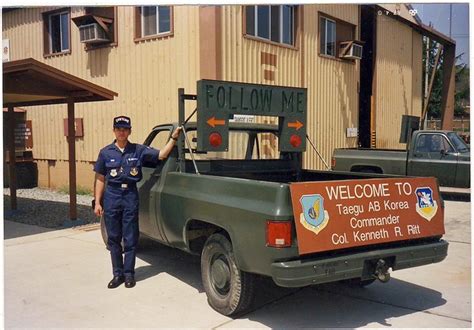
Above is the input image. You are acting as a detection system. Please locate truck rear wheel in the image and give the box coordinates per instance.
[201,233,256,316]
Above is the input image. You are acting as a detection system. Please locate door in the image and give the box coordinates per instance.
[408,133,457,186]
[138,126,173,241]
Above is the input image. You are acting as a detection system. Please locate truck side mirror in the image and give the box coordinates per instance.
[440,149,447,156]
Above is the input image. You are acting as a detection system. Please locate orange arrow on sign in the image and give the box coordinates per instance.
[207,116,226,128]
[288,120,304,130]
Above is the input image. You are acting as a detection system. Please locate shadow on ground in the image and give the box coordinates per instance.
[4,220,56,239]
[135,237,447,327]
[4,195,98,230]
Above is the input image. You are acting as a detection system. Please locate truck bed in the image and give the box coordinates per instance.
[185,159,397,183]
[332,148,408,174]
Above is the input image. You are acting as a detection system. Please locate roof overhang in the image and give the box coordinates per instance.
[3,58,117,107]
[374,4,455,46]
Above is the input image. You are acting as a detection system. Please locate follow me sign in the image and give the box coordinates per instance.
[199,80,306,115]
[196,79,308,152]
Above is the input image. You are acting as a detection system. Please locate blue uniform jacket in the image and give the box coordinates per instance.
[94,141,160,184]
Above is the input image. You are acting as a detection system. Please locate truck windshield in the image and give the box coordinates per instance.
[447,132,469,153]
[184,129,280,160]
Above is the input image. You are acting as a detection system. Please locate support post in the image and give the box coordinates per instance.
[67,97,77,220]
[440,44,456,130]
[8,105,17,210]
[421,44,443,126]
[178,88,185,172]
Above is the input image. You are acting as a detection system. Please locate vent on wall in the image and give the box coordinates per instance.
[79,23,110,44]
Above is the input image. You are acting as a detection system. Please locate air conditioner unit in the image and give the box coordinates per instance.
[339,41,363,60]
[79,23,110,44]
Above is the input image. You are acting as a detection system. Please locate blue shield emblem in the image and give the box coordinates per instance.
[299,194,330,235]
[415,187,438,221]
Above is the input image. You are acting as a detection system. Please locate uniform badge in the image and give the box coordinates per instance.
[130,167,138,176]
[299,194,330,235]
[415,187,438,221]
[110,169,118,177]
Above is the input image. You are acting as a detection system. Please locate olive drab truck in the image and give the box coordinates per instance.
[100,80,448,316]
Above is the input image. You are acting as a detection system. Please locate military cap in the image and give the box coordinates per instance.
[113,116,132,129]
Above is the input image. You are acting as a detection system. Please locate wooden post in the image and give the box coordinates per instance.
[67,97,77,220]
[8,105,17,210]
[440,44,456,130]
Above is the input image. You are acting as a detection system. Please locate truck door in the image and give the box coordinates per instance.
[408,133,457,186]
[138,126,173,242]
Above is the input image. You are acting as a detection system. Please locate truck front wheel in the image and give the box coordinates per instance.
[201,233,256,316]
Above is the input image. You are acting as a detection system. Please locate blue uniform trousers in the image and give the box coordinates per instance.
[103,184,139,278]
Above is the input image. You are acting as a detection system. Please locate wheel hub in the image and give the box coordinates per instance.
[211,256,231,293]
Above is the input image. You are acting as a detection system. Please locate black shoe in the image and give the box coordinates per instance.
[108,276,124,289]
[125,276,136,288]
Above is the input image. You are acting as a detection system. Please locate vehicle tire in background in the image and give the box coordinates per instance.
[201,233,256,316]
[100,215,108,248]
[100,215,149,250]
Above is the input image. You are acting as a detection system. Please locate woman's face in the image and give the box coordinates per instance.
[113,127,131,142]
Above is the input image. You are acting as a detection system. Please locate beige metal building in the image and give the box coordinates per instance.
[2,5,448,190]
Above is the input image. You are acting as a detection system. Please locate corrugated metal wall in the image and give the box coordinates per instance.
[374,15,423,149]
[303,5,360,170]
[2,6,200,162]
[3,5,423,169]
[220,4,360,168]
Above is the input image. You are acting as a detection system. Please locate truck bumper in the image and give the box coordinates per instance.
[271,240,448,288]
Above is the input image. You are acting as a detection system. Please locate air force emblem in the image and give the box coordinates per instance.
[110,169,118,177]
[130,167,139,176]
[299,194,330,235]
[415,187,438,221]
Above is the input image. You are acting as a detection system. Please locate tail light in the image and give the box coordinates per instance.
[266,221,292,248]
[331,157,336,169]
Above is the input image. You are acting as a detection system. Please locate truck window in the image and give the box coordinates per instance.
[415,134,454,153]
[447,132,469,153]
[149,128,172,150]
[184,129,280,160]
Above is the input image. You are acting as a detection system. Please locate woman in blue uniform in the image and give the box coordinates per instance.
[93,116,181,288]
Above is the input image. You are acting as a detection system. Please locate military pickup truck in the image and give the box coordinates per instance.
[332,130,470,188]
[100,80,448,316]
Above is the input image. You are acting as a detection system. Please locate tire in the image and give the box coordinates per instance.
[100,215,150,250]
[201,233,256,316]
[100,215,125,250]
[100,215,108,248]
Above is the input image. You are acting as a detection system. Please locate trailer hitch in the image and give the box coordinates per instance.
[373,259,391,283]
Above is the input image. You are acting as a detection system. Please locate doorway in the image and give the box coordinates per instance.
[358,6,376,148]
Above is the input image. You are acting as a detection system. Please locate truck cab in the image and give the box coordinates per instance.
[408,130,470,187]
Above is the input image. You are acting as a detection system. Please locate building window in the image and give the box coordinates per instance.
[320,17,336,57]
[140,6,171,37]
[245,5,295,46]
[319,14,356,59]
[43,9,70,55]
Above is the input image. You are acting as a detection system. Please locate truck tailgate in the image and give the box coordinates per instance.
[289,177,444,255]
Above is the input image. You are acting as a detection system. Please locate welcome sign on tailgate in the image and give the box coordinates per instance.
[289,177,445,255]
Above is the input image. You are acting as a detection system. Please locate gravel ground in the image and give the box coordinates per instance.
[4,187,98,228]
